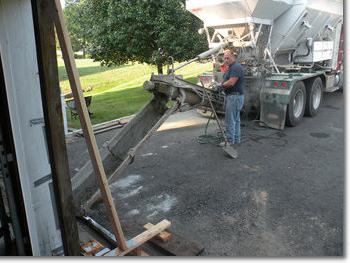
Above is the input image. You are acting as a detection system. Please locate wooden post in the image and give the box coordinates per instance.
[31,0,80,255]
[52,0,128,251]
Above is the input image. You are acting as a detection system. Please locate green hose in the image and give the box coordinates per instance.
[196,111,223,145]
[197,134,222,145]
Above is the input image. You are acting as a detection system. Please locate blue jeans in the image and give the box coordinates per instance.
[224,95,244,144]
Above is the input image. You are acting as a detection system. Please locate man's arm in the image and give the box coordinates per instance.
[222,77,239,89]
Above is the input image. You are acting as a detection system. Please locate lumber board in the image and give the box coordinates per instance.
[143,223,172,242]
[53,0,127,251]
[104,219,171,256]
[139,250,149,256]
[133,248,149,256]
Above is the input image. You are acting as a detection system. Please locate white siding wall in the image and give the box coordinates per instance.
[0,0,63,256]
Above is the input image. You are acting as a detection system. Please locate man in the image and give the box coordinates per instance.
[217,49,245,146]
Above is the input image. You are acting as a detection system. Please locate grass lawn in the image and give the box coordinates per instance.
[58,58,211,129]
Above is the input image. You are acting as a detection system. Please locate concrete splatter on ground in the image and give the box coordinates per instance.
[255,191,269,204]
[126,209,140,217]
[141,152,157,157]
[146,194,177,214]
[146,211,159,219]
[118,186,143,199]
[110,174,142,190]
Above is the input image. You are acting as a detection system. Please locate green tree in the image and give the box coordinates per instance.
[63,0,89,57]
[83,0,208,73]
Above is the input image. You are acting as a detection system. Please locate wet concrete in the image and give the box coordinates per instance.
[67,91,344,256]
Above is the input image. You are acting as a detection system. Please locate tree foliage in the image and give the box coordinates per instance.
[83,0,208,73]
[63,0,89,56]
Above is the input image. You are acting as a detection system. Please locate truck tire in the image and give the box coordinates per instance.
[305,77,323,117]
[286,81,306,127]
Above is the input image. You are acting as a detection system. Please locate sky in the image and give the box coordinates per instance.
[60,0,65,8]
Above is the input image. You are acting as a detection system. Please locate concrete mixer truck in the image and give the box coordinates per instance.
[75,0,344,208]
[144,0,344,130]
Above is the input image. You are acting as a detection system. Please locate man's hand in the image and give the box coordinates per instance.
[214,83,224,93]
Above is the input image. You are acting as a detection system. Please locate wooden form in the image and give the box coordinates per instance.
[79,215,204,256]
[103,220,171,256]
[52,0,170,255]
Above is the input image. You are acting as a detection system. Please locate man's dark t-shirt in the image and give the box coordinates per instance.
[223,62,244,95]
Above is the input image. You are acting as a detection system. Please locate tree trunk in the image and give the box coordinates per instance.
[82,35,86,59]
[157,63,163,74]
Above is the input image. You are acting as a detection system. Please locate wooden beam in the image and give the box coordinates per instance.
[103,219,171,256]
[52,0,128,251]
[143,223,172,242]
[32,0,80,255]
[132,248,149,256]
[139,250,150,256]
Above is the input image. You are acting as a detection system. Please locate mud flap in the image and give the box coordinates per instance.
[260,101,287,130]
[259,82,291,130]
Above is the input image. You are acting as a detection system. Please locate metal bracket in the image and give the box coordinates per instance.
[29,117,45,127]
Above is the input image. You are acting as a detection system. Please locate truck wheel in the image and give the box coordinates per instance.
[305,77,323,117]
[286,81,306,127]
